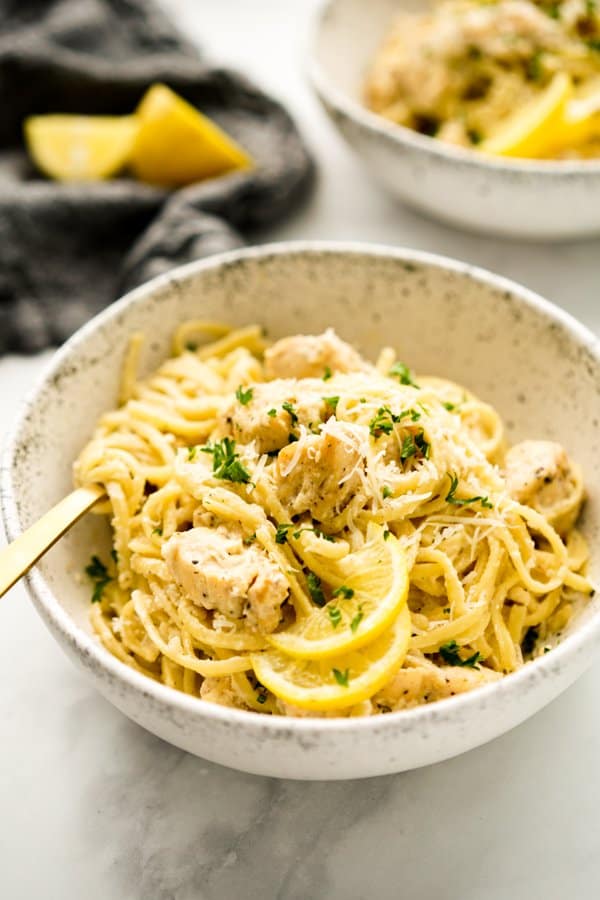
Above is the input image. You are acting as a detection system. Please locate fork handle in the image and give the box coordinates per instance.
[0,485,104,599]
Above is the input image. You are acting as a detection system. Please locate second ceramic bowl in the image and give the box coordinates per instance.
[309,0,600,240]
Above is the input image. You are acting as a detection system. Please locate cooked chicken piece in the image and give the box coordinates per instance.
[374,662,501,711]
[264,329,369,380]
[200,676,247,710]
[163,524,288,633]
[219,379,327,454]
[504,439,584,533]
[457,1,565,59]
[274,422,366,524]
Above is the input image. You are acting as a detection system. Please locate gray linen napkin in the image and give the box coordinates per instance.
[0,0,314,353]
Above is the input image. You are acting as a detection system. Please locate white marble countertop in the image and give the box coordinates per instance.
[2,2,600,897]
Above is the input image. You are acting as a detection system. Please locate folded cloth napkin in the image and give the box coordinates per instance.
[0,0,314,354]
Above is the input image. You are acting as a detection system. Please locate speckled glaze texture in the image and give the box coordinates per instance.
[309,0,600,240]
[3,242,600,779]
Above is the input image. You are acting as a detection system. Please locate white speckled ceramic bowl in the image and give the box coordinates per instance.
[3,242,600,779]
[309,0,600,240]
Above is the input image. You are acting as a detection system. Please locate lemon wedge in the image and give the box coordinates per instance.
[130,83,253,186]
[480,72,572,158]
[24,115,138,181]
[267,526,409,660]
[251,606,411,712]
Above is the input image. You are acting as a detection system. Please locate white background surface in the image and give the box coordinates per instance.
[1,2,600,897]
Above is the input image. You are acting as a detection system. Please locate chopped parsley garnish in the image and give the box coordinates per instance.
[323,365,332,381]
[85,555,112,603]
[369,405,400,437]
[282,401,298,426]
[443,607,451,614]
[256,692,267,704]
[467,127,483,145]
[332,667,350,687]
[350,607,364,633]
[307,571,326,607]
[371,408,427,447]
[415,431,430,458]
[185,341,198,352]
[443,401,456,412]
[275,523,293,544]
[525,51,544,82]
[398,407,421,422]
[187,445,199,461]
[201,438,251,484]
[445,473,493,509]
[328,606,342,629]
[152,526,163,536]
[389,362,420,389]
[439,640,481,668]
[400,429,430,460]
[382,485,392,499]
[292,526,335,542]
[323,396,340,413]
[383,529,391,541]
[332,585,354,600]
[243,532,257,545]
[235,385,253,405]
[400,434,416,459]
[267,408,277,418]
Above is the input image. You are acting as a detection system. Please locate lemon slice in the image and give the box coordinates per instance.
[24,115,138,181]
[544,77,600,154]
[130,83,253,187]
[252,606,411,712]
[267,526,409,660]
[480,73,572,158]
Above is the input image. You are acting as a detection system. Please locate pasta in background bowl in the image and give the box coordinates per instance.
[365,0,600,159]
[3,242,600,778]
[309,0,600,238]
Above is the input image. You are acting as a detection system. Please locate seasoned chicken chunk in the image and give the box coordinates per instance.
[163,524,288,633]
[200,676,247,710]
[504,439,584,533]
[264,329,369,380]
[374,662,501,711]
[219,379,327,454]
[275,422,366,525]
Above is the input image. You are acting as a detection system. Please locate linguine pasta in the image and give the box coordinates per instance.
[364,0,600,158]
[75,323,592,717]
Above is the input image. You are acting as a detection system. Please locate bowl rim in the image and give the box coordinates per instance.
[3,239,600,738]
[308,0,600,177]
